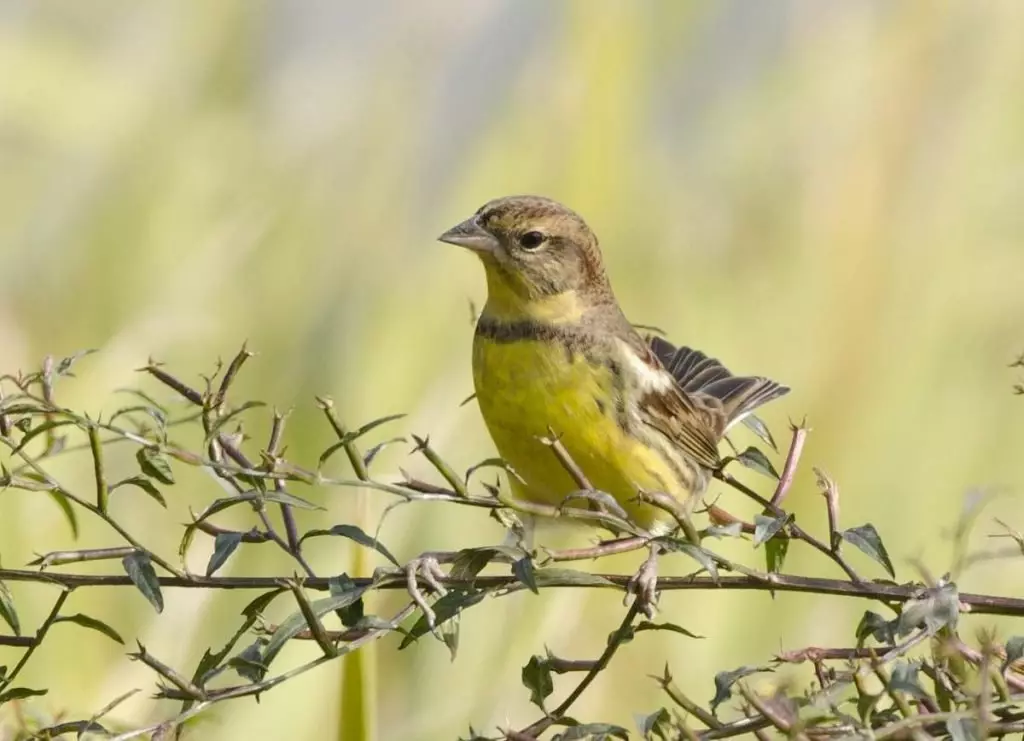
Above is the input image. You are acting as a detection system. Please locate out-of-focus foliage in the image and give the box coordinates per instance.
[1,2,1023,739]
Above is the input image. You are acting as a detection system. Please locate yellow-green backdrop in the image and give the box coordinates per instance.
[2,2,1024,739]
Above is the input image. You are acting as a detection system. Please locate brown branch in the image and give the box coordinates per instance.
[2,568,1023,616]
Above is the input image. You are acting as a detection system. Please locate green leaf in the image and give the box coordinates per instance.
[1003,636,1024,672]
[450,549,498,580]
[122,551,163,613]
[300,524,398,566]
[0,581,19,636]
[53,613,124,644]
[109,404,168,431]
[634,620,702,640]
[704,522,744,539]
[439,610,461,661]
[710,665,774,712]
[532,568,616,589]
[318,413,406,467]
[896,582,959,636]
[634,708,672,739]
[227,640,268,683]
[753,513,790,547]
[399,589,486,649]
[262,488,323,510]
[465,457,525,486]
[362,436,405,468]
[11,419,78,454]
[888,661,928,699]
[513,556,538,594]
[659,540,719,583]
[0,687,47,704]
[946,717,981,741]
[203,401,267,443]
[110,475,166,508]
[521,655,554,710]
[841,524,895,578]
[136,446,174,485]
[554,722,630,740]
[856,610,896,647]
[741,413,777,451]
[48,491,79,538]
[765,533,790,574]
[262,585,368,667]
[54,349,96,376]
[206,532,243,577]
[735,446,780,479]
[328,574,365,628]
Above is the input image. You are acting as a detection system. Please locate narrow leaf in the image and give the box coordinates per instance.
[300,524,398,566]
[660,540,719,583]
[513,556,538,594]
[841,524,895,577]
[53,613,124,644]
[122,552,163,613]
[532,568,616,588]
[48,491,79,537]
[634,620,703,640]
[110,475,166,508]
[765,533,790,574]
[11,419,78,454]
[741,413,777,451]
[206,532,243,577]
[0,687,47,703]
[262,488,323,511]
[262,586,368,667]
[0,581,19,636]
[399,589,486,648]
[711,665,774,712]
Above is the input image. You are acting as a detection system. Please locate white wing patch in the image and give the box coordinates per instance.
[617,339,675,392]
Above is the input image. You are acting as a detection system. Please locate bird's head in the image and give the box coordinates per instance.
[439,195,613,320]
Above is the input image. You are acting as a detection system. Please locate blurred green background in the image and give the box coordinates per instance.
[2,2,1024,739]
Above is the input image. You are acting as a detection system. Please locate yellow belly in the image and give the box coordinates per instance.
[472,334,688,530]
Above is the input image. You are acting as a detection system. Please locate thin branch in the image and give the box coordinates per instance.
[1,568,1022,616]
[770,420,808,507]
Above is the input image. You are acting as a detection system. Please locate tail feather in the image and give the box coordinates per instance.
[647,335,789,428]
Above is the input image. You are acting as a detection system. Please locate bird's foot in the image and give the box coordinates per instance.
[625,545,661,619]
[404,555,449,633]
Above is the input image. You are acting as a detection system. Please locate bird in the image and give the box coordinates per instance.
[439,195,788,606]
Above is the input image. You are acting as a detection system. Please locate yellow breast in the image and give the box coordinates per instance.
[472,332,689,530]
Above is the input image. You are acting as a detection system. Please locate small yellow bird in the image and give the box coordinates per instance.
[440,195,788,540]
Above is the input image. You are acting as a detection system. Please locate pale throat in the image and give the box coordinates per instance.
[480,267,586,324]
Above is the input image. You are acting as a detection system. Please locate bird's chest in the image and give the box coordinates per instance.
[472,335,614,445]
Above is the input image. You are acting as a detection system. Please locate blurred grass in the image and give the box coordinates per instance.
[2,1,1024,739]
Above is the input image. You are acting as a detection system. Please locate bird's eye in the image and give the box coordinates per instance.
[519,231,546,250]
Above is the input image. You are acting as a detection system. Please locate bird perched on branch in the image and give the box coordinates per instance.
[440,195,787,610]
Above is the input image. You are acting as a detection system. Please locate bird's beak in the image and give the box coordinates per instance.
[437,217,499,254]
